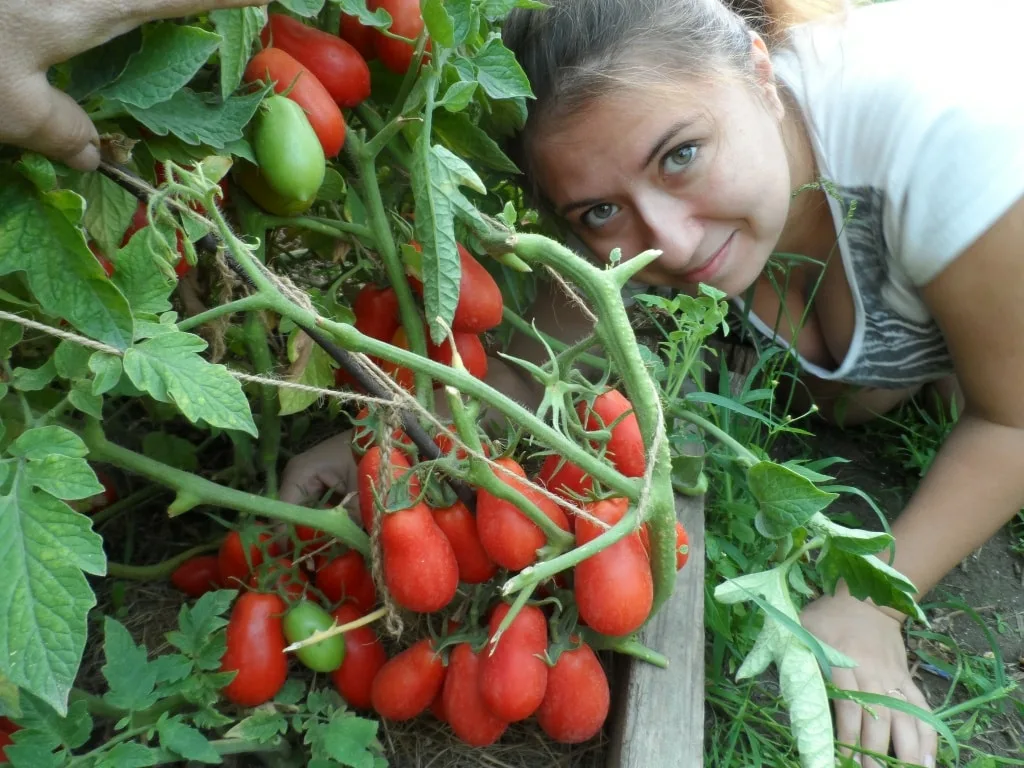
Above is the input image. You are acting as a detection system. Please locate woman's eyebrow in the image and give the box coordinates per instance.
[641,120,694,170]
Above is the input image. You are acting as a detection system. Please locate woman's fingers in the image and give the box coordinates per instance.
[832,668,863,762]
[906,684,938,767]
[857,688,893,768]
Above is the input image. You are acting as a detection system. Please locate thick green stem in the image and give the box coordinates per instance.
[501,307,608,373]
[176,294,270,332]
[106,540,221,581]
[82,420,370,556]
[68,689,125,719]
[674,407,759,467]
[260,215,372,241]
[386,31,430,122]
[243,313,280,497]
[364,117,413,159]
[580,630,669,668]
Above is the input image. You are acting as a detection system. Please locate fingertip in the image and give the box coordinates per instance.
[63,141,101,172]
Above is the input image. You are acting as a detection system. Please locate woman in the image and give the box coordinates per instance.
[286,0,1024,765]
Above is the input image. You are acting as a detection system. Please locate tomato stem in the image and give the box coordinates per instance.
[242,312,281,497]
[176,294,272,333]
[500,306,609,373]
[675,407,759,467]
[486,581,538,654]
[282,605,388,653]
[580,629,669,668]
[260,214,373,241]
[91,484,167,528]
[385,29,432,123]
[106,540,222,581]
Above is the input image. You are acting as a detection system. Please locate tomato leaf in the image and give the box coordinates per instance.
[433,110,519,173]
[15,154,56,193]
[224,710,288,744]
[748,461,838,539]
[275,0,325,16]
[166,590,235,670]
[446,0,474,45]
[422,0,455,47]
[471,37,534,100]
[99,24,221,109]
[0,320,24,359]
[334,0,391,27]
[101,617,161,712]
[480,0,547,22]
[95,742,160,768]
[279,336,335,416]
[210,7,267,101]
[11,360,57,392]
[0,177,135,350]
[0,475,105,715]
[122,332,257,436]
[71,172,137,259]
[805,512,892,555]
[54,340,93,381]
[817,545,927,623]
[321,715,381,768]
[89,352,124,396]
[124,87,268,150]
[23,456,104,501]
[63,28,142,101]
[157,719,222,764]
[439,81,477,113]
[9,427,88,460]
[110,229,178,316]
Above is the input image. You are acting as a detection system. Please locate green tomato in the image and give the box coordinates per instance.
[234,161,316,217]
[251,94,325,206]
[282,600,346,673]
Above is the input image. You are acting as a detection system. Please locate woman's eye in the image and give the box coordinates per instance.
[581,203,619,229]
[662,143,698,175]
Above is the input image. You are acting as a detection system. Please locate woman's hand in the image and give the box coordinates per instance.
[800,593,937,768]
[279,429,359,511]
[0,0,260,170]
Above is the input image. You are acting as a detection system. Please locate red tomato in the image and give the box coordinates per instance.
[573,497,653,636]
[88,242,115,278]
[478,602,549,722]
[0,730,10,763]
[537,453,593,502]
[357,446,421,532]
[409,242,503,334]
[427,331,488,381]
[369,0,428,74]
[431,500,497,584]
[337,285,401,390]
[370,637,446,721]
[315,550,377,613]
[442,643,509,746]
[351,405,413,458]
[220,591,289,707]
[248,557,310,601]
[578,389,646,478]
[535,642,610,743]
[0,718,18,735]
[639,520,690,570]
[381,326,415,392]
[217,530,281,588]
[476,458,571,571]
[170,555,221,598]
[330,603,388,709]
[339,13,376,60]
[243,47,346,157]
[381,502,459,612]
[261,14,370,107]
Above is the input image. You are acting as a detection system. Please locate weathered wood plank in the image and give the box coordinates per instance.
[605,491,706,768]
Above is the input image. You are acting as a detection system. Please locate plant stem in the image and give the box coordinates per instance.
[260,215,372,241]
[674,407,759,467]
[106,540,222,581]
[177,294,271,332]
[242,313,280,497]
[365,117,414,159]
[68,689,125,719]
[501,307,608,372]
[386,31,430,122]
[82,420,370,556]
[581,629,669,668]
[149,738,290,763]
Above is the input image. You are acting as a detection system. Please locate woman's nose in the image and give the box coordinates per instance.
[636,195,704,270]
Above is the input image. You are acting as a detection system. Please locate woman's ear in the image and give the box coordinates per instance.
[749,31,785,120]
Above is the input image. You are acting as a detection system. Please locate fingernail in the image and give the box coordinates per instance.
[924,755,935,768]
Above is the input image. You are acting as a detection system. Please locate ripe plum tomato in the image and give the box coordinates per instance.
[478,602,549,722]
[369,0,429,74]
[370,637,446,721]
[578,389,646,478]
[220,591,289,707]
[408,242,503,334]
[536,641,610,743]
[170,555,221,598]
[443,643,509,746]
[380,502,459,612]
[330,603,388,709]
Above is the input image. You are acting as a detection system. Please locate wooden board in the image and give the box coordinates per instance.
[605,490,706,767]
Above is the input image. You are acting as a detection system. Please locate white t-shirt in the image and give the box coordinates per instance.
[735,0,1024,387]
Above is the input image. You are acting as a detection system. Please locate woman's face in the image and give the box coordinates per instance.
[530,51,800,297]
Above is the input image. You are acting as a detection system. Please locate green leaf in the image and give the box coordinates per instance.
[101,617,160,712]
[210,7,267,100]
[316,168,347,203]
[481,0,547,21]
[10,360,57,392]
[439,81,477,113]
[54,341,92,381]
[16,154,56,193]
[321,715,380,768]
[125,87,267,149]
[806,513,892,556]
[433,110,518,172]
[122,331,257,436]
[142,433,198,473]
[334,0,391,27]
[445,0,474,45]
[748,461,838,539]
[90,352,123,395]
[70,387,105,419]
[0,178,134,350]
[279,341,335,416]
[0,483,105,715]
[0,321,24,359]
[100,24,221,109]
[96,742,159,768]
[166,590,235,667]
[8,426,88,460]
[275,0,325,16]
[110,229,178,316]
[224,710,288,743]
[422,0,454,47]
[818,546,927,623]
[23,456,104,501]
[472,37,534,100]
[63,29,142,101]
[72,172,138,258]
[158,719,222,764]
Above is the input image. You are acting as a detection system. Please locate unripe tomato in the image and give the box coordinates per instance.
[427,331,488,382]
[536,641,610,743]
[443,643,509,746]
[369,0,428,74]
[409,242,504,334]
[233,161,317,218]
[249,95,326,205]
[330,603,388,709]
[478,602,549,722]
[380,502,459,613]
[370,637,446,721]
[578,389,646,478]
[244,49,345,157]
[573,497,653,637]
[170,555,221,598]
[220,592,289,707]
[261,14,371,107]
[283,600,346,672]
[430,500,497,584]
[339,13,376,60]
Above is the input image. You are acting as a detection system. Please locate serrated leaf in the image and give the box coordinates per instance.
[322,715,380,768]
[125,87,267,149]
[10,359,57,392]
[111,229,178,315]
[16,154,56,193]
[101,617,160,712]
[23,456,104,501]
[818,547,926,623]
[224,710,288,743]
[0,178,134,350]
[422,0,454,46]
[90,352,123,395]
[158,719,221,764]
[334,0,391,26]
[100,24,221,109]
[7,743,65,768]
[0,483,105,714]
[439,81,477,113]
[64,29,142,101]
[276,0,325,15]
[167,590,235,659]
[96,741,159,768]
[472,37,533,100]
[150,654,192,685]
[211,7,267,100]
[123,331,257,436]
[433,110,519,172]
[8,427,88,460]
[73,172,138,258]
[279,343,334,416]
[749,461,838,539]
[274,677,306,705]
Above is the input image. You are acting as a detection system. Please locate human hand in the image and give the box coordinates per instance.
[279,430,359,511]
[0,0,262,170]
[801,593,936,767]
